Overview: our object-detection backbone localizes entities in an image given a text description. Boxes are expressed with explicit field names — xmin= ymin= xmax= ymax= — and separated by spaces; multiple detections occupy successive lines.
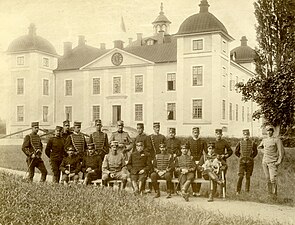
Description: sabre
xmin=221 ymin=170 xmax=226 ymax=199
xmin=24 ymin=157 xmax=35 ymax=180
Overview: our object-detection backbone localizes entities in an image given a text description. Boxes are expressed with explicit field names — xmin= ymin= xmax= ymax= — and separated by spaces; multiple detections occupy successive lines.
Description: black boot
xmin=245 ymin=178 xmax=250 ymax=192
xmin=236 ymin=176 xmax=243 ymax=194
xmin=267 ymin=182 xmax=272 ymax=195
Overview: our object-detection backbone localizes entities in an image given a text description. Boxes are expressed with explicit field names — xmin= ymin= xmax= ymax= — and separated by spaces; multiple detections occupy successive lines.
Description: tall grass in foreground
xmin=0 ymin=173 xmax=284 ymax=225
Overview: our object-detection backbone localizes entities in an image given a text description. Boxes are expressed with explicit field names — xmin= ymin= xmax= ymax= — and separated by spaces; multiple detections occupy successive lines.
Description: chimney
xmin=100 ymin=43 xmax=106 ymax=50
xmin=137 ymin=33 xmax=143 ymax=46
xmin=113 ymin=40 xmax=124 ymax=49
xmin=78 ymin=35 xmax=86 ymax=46
xmin=128 ymin=38 xmax=133 ymax=45
xmin=63 ymin=42 xmax=72 ymax=56
xmin=158 ymin=30 xmax=164 ymax=44
xmin=164 ymin=34 xmax=171 ymax=43
xmin=240 ymin=36 xmax=248 ymax=46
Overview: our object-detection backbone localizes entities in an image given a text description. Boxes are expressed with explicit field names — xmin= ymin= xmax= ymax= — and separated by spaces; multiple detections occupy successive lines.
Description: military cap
xmin=95 ymin=119 xmax=102 ymax=126
xmin=66 ymin=146 xmax=75 ymax=151
xmin=87 ymin=143 xmax=95 ymax=150
xmin=181 ymin=143 xmax=189 ymax=149
xmin=117 ymin=120 xmax=124 ymax=126
xmin=63 ymin=120 xmax=70 ymax=126
xmin=74 ymin=121 xmax=82 ymax=127
xmin=192 ymin=127 xmax=200 ymax=132
xmin=153 ymin=122 xmax=160 ymax=127
xmin=137 ymin=123 xmax=144 ymax=128
xmin=208 ymin=142 xmax=215 ymax=148
xmin=159 ymin=143 xmax=166 ymax=148
xmin=169 ymin=128 xmax=176 ymax=133
xmin=266 ymin=125 xmax=274 ymax=131
xmin=215 ymin=129 xmax=222 ymax=134
xmin=55 ymin=126 xmax=63 ymax=131
xmin=242 ymin=129 xmax=250 ymax=135
xmin=110 ymin=141 xmax=119 ymax=147
xmin=31 ymin=122 xmax=39 ymax=127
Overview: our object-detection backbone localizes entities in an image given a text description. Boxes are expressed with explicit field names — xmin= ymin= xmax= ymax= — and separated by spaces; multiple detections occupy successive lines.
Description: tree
xmin=237 ymin=0 xmax=295 ymax=134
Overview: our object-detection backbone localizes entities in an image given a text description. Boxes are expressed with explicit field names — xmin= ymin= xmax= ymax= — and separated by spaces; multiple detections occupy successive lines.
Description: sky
xmin=0 ymin=0 xmax=257 ymax=120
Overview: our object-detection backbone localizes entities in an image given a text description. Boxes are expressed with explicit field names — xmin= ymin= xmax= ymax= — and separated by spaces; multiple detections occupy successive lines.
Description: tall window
xmin=17 ymin=106 xmax=24 ymax=122
xmin=235 ymin=76 xmax=239 ymax=93
xmin=43 ymin=79 xmax=49 ymax=95
xmin=17 ymin=78 xmax=24 ymax=95
xmin=43 ymin=58 xmax=49 ymax=67
xmin=93 ymin=78 xmax=100 ymax=95
xmin=113 ymin=77 xmax=121 ymax=94
xmin=192 ymin=99 xmax=202 ymax=119
xmin=43 ymin=106 xmax=49 ymax=122
xmin=229 ymin=103 xmax=233 ymax=120
xmin=229 ymin=73 xmax=234 ymax=91
xmin=192 ymin=66 xmax=203 ymax=86
xmin=167 ymin=103 xmax=176 ymax=120
xmin=65 ymin=106 xmax=72 ymax=122
xmin=222 ymin=67 xmax=226 ymax=87
xmin=135 ymin=104 xmax=143 ymax=121
xmin=65 ymin=80 xmax=72 ymax=96
xmin=236 ymin=104 xmax=239 ymax=121
xmin=135 ymin=75 xmax=143 ymax=92
xmin=17 ymin=56 xmax=24 ymax=65
xmin=92 ymin=105 xmax=100 ymax=121
xmin=167 ymin=73 xmax=176 ymax=91
xmin=222 ymin=40 xmax=227 ymax=54
xmin=222 ymin=100 xmax=226 ymax=119
xmin=192 ymin=39 xmax=203 ymax=50
xmin=242 ymin=106 xmax=245 ymax=122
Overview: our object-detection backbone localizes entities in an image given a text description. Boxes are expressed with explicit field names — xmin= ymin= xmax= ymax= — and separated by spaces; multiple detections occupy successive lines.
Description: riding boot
xmin=272 ymin=182 xmax=277 ymax=196
xmin=245 ymin=178 xmax=250 ymax=192
xmin=122 ymin=180 xmax=127 ymax=189
xmin=267 ymin=182 xmax=272 ymax=195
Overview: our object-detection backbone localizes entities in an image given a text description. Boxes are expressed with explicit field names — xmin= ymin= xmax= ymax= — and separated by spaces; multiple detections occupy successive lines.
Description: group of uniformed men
xmin=22 ymin=119 xmax=284 ymax=202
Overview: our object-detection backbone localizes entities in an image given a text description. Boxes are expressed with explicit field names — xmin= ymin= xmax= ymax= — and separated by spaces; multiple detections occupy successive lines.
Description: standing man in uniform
xmin=65 ymin=121 xmax=88 ymax=161
xmin=45 ymin=125 xmax=65 ymax=183
xmin=62 ymin=120 xmax=72 ymax=142
xmin=133 ymin=123 xmax=151 ymax=155
xmin=22 ymin=122 xmax=47 ymax=182
xmin=214 ymin=128 xmax=233 ymax=196
xmin=110 ymin=120 xmax=133 ymax=160
xmin=235 ymin=129 xmax=258 ymax=194
xmin=89 ymin=119 xmax=109 ymax=161
xmin=166 ymin=128 xmax=181 ymax=158
xmin=188 ymin=127 xmax=207 ymax=197
xmin=258 ymin=125 xmax=284 ymax=196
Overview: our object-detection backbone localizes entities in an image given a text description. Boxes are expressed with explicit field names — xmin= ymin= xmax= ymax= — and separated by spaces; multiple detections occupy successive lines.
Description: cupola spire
xmin=199 ymin=0 xmax=210 ymax=13
xmin=240 ymin=36 xmax=248 ymax=46
xmin=28 ymin=23 xmax=36 ymax=36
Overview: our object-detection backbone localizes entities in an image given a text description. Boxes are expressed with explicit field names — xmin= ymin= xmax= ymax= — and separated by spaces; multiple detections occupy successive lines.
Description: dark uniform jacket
xmin=81 ymin=154 xmax=102 ymax=174
xmin=22 ymin=133 xmax=43 ymax=160
xmin=45 ymin=136 xmax=65 ymax=161
xmin=133 ymin=133 xmax=152 ymax=154
xmin=187 ymin=137 xmax=207 ymax=161
xmin=60 ymin=155 xmax=81 ymax=174
xmin=127 ymin=151 xmax=151 ymax=175
xmin=235 ymin=140 xmax=258 ymax=163
xmin=89 ymin=131 xmax=109 ymax=157
xmin=166 ymin=137 xmax=181 ymax=157
xmin=149 ymin=133 xmax=166 ymax=158
xmin=65 ymin=132 xmax=88 ymax=158
xmin=153 ymin=153 xmax=174 ymax=172
xmin=62 ymin=131 xmax=72 ymax=142
xmin=215 ymin=139 xmax=233 ymax=161
xmin=175 ymin=155 xmax=196 ymax=173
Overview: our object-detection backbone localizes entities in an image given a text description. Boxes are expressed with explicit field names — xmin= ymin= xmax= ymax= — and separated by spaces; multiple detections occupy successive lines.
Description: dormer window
xmin=192 ymin=39 xmax=203 ymax=51
xmin=147 ymin=39 xmax=154 ymax=46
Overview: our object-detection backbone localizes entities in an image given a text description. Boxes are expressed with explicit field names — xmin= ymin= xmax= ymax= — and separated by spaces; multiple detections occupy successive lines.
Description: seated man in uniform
xmin=150 ymin=143 xmax=174 ymax=198
xmin=175 ymin=143 xmax=196 ymax=202
xmin=81 ymin=143 xmax=102 ymax=185
xmin=127 ymin=141 xmax=152 ymax=195
xmin=60 ymin=146 xmax=81 ymax=185
xmin=102 ymin=141 xmax=128 ymax=189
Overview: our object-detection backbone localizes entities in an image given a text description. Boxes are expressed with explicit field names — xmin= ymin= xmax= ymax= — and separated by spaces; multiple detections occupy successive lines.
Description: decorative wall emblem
xmin=111 ymin=52 xmax=123 ymax=66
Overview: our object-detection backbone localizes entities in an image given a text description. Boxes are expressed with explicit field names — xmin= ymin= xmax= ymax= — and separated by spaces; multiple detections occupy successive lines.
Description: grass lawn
xmin=0 ymin=145 xmax=294 ymax=207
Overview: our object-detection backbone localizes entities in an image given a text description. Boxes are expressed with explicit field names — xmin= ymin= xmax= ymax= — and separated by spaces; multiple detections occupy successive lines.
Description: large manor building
xmin=6 ymin=0 xmax=261 ymax=137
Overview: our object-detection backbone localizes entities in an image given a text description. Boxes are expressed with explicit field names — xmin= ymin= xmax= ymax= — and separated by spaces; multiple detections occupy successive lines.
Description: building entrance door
xmin=112 ymin=105 xmax=121 ymax=125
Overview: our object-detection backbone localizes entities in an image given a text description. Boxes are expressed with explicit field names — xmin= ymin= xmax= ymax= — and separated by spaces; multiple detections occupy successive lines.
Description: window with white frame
xmin=229 ymin=73 xmax=234 ymax=91
xmin=135 ymin=75 xmax=143 ymax=93
xmin=146 ymin=39 xmax=154 ymax=46
xmin=192 ymin=66 xmax=203 ymax=86
xmin=65 ymin=80 xmax=72 ymax=96
xmin=43 ymin=79 xmax=49 ymax=95
xmin=43 ymin=57 xmax=49 ymax=67
xmin=113 ymin=77 xmax=121 ymax=94
xmin=93 ymin=78 xmax=100 ymax=95
xmin=236 ymin=104 xmax=239 ymax=121
xmin=92 ymin=105 xmax=100 ymax=121
xmin=17 ymin=106 xmax=24 ymax=122
xmin=167 ymin=73 xmax=176 ymax=91
xmin=192 ymin=39 xmax=203 ymax=51
xmin=43 ymin=106 xmax=49 ymax=122
xmin=222 ymin=100 xmax=226 ymax=120
xmin=229 ymin=103 xmax=233 ymax=120
xmin=222 ymin=40 xmax=227 ymax=54
xmin=242 ymin=106 xmax=245 ymax=122
xmin=222 ymin=67 xmax=226 ymax=87
xmin=65 ymin=106 xmax=72 ymax=122
xmin=17 ymin=78 xmax=24 ymax=95
xmin=167 ymin=103 xmax=176 ymax=120
xmin=192 ymin=99 xmax=202 ymax=119
xmin=135 ymin=104 xmax=143 ymax=121
xmin=17 ymin=56 xmax=24 ymax=66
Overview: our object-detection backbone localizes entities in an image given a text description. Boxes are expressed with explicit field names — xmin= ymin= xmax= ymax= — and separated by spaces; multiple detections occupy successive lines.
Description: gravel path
xmin=1 ymin=167 xmax=294 ymax=225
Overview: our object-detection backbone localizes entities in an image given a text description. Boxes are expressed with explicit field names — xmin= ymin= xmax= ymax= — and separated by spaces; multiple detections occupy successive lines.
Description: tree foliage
xmin=237 ymin=0 xmax=295 ymax=133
